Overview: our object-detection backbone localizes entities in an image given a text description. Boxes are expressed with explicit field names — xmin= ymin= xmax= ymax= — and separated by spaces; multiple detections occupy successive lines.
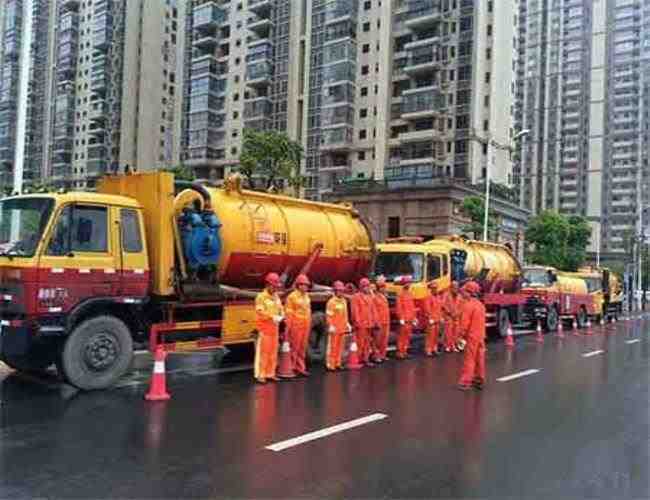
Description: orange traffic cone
xmin=599 ymin=316 xmax=605 ymax=327
xmin=145 ymin=346 xmax=170 ymax=401
xmin=346 ymin=337 xmax=363 ymax=370
xmin=535 ymin=320 xmax=544 ymax=343
xmin=557 ymin=320 xmax=565 ymax=339
xmin=504 ymin=321 xmax=515 ymax=349
xmin=277 ymin=339 xmax=296 ymax=378
xmin=585 ymin=318 xmax=593 ymax=335
xmin=572 ymin=317 xmax=579 ymax=335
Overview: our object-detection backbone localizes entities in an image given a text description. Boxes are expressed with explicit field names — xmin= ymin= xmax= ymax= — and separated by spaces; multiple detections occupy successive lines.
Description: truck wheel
xmin=497 ymin=308 xmax=510 ymax=337
xmin=545 ymin=306 xmax=559 ymax=332
xmin=577 ymin=307 xmax=588 ymax=328
xmin=307 ymin=312 xmax=327 ymax=363
xmin=60 ymin=315 xmax=133 ymax=390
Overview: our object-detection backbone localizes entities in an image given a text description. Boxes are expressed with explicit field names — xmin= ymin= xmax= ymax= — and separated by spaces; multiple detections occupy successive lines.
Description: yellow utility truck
xmin=0 ymin=172 xmax=372 ymax=389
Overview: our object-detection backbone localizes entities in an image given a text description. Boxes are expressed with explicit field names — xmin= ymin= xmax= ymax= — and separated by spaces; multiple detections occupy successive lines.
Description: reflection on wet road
xmin=1 ymin=316 xmax=648 ymax=498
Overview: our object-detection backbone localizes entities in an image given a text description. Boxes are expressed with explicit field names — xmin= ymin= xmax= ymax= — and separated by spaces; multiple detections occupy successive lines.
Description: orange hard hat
xmin=295 ymin=274 xmax=310 ymax=286
xmin=265 ymin=272 xmax=281 ymax=287
xmin=359 ymin=277 xmax=371 ymax=288
xmin=463 ymin=281 xmax=481 ymax=295
xmin=376 ymin=275 xmax=387 ymax=288
xmin=400 ymin=275 xmax=412 ymax=285
xmin=333 ymin=280 xmax=345 ymax=292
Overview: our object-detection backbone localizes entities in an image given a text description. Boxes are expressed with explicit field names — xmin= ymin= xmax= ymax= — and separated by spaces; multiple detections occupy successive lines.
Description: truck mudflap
xmin=0 ymin=319 xmax=30 ymax=356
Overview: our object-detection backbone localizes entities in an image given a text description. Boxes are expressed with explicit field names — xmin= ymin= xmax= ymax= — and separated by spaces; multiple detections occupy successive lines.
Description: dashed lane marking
xmin=496 ymin=369 xmax=540 ymax=382
xmin=625 ymin=339 xmax=641 ymax=345
xmin=582 ymin=349 xmax=605 ymax=358
xmin=265 ymin=413 xmax=388 ymax=452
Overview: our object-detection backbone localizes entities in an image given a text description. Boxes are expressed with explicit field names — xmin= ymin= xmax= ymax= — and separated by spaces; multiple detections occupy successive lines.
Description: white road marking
xmin=265 ymin=413 xmax=388 ymax=452
xmin=582 ymin=349 xmax=605 ymax=358
xmin=625 ymin=339 xmax=641 ymax=345
xmin=496 ymin=369 xmax=540 ymax=382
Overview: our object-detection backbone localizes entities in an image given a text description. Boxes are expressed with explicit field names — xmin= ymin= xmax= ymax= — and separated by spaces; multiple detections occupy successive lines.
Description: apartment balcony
xmin=612 ymin=151 xmax=637 ymax=161
xmin=320 ymin=126 xmax=354 ymax=152
xmin=320 ymin=159 xmax=352 ymax=173
xmin=60 ymin=0 xmax=80 ymax=12
xmin=404 ymin=0 xmax=441 ymax=31
xmin=88 ymin=124 xmax=105 ymax=137
xmin=193 ymin=2 xmax=227 ymax=31
xmin=404 ymin=45 xmax=439 ymax=75
xmin=52 ymin=151 xmax=72 ymax=165
xmin=249 ymin=0 xmax=273 ymax=17
xmin=247 ymin=15 xmax=273 ymax=38
xmin=611 ymin=186 xmax=635 ymax=196
xmin=52 ymin=138 xmax=73 ymax=153
xmin=244 ymin=97 xmax=273 ymax=130
xmin=246 ymin=60 xmax=273 ymax=88
xmin=190 ymin=55 xmax=226 ymax=79
xmin=323 ymin=0 xmax=358 ymax=25
xmin=401 ymin=86 xmax=444 ymax=120
xmin=89 ymin=101 xmax=108 ymax=122
xmin=398 ymin=128 xmax=437 ymax=144
xmin=86 ymin=159 xmax=107 ymax=177
xmin=193 ymin=32 xmax=220 ymax=50
xmin=184 ymin=146 xmax=227 ymax=168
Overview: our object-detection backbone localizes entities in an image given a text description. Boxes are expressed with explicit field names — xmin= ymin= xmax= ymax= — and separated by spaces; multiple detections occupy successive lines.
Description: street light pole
xmin=481 ymin=130 xmax=530 ymax=242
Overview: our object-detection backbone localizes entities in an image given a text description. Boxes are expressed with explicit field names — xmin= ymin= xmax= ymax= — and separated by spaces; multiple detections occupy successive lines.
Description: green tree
xmin=461 ymin=196 xmax=498 ymax=240
xmin=163 ymin=163 xmax=195 ymax=181
xmin=239 ymin=129 xmax=304 ymax=195
xmin=525 ymin=211 xmax=591 ymax=271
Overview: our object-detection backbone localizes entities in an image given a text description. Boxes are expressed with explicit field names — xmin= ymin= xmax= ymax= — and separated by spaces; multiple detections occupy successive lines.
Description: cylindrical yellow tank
xmin=203 ymin=184 xmax=373 ymax=289
xmin=556 ymin=273 xmax=588 ymax=295
xmin=436 ymin=237 xmax=521 ymax=290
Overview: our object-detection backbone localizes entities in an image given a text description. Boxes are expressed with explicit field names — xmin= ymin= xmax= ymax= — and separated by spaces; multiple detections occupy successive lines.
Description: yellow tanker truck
xmin=373 ymin=235 xmax=525 ymax=336
xmin=565 ymin=266 xmax=624 ymax=321
xmin=0 ymin=172 xmax=372 ymax=389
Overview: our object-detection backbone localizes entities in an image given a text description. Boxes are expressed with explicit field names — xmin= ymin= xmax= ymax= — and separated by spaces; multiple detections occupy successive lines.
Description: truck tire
xmin=545 ymin=306 xmax=559 ymax=332
xmin=497 ymin=308 xmax=510 ymax=337
xmin=307 ymin=311 xmax=327 ymax=363
xmin=60 ymin=315 xmax=133 ymax=390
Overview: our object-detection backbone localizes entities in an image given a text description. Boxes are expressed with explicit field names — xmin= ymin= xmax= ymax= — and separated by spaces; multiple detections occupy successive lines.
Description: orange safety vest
xmin=285 ymin=289 xmax=311 ymax=328
xmin=351 ymin=292 xmax=375 ymax=328
xmin=255 ymin=289 xmax=284 ymax=331
xmin=425 ymin=293 xmax=442 ymax=322
xmin=460 ymin=297 xmax=486 ymax=342
xmin=326 ymin=296 xmax=349 ymax=332
xmin=373 ymin=292 xmax=391 ymax=326
xmin=396 ymin=289 xmax=416 ymax=322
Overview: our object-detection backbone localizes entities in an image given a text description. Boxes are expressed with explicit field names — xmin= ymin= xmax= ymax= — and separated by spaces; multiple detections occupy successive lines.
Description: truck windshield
xmin=374 ymin=252 xmax=424 ymax=282
xmin=0 ymin=197 xmax=54 ymax=257
xmin=522 ymin=269 xmax=551 ymax=287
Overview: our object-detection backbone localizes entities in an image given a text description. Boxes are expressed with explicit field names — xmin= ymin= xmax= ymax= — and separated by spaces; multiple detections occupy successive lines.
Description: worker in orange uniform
xmin=424 ymin=281 xmax=443 ymax=356
xmin=443 ymin=281 xmax=463 ymax=353
xmin=395 ymin=276 xmax=417 ymax=359
xmin=373 ymin=276 xmax=391 ymax=363
xmin=457 ymin=281 xmax=487 ymax=391
xmin=351 ymin=278 xmax=376 ymax=366
xmin=254 ymin=272 xmax=284 ymax=384
xmin=285 ymin=274 xmax=312 ymax=376
xmin=325 ymin=281 xmax=351 ymax=371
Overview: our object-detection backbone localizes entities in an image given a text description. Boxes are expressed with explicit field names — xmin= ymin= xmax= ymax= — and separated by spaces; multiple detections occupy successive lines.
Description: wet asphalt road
xmin=1 ymin=317 xmax=648 ymax=499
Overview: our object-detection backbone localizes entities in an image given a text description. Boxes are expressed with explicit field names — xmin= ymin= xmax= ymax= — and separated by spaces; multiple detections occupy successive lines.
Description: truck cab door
xmin=38 ymin=203 xmax=118 ymax=314
xmin=114 ymin=207 xmax=149 ymax=298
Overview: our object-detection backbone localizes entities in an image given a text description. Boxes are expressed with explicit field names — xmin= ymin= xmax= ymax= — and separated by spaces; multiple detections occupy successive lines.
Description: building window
xmin=358 ymin=151 xmax=366 ymax=160
xmin=388 ymin=217 xmax=400 ymax=238
xmin=359 ymin=129 xmax=367 ymax=139
xmin=360 ymin=87 xmax=368 ymax=96
xmin=487 ymin=24 xmax=493 ymax=36
xmin=361 ymin=65 xmax=369 ymax=75
xmin=363 ymin=44 xmax=370 ymax=53
xmin=363 ymin=22 xmax=370 ymax=32
xmin=360 ymin=108 xmax=368 ymax=118
xmin=364 ymin=0 xmax=371 ymax=9
xmin=486 ymin=48 xmax=492 ymax=60
xmin=485 ymin=72 xmax=491 ymax=83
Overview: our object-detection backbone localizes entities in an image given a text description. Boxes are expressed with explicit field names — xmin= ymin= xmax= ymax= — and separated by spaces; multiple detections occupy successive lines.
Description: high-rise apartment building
xmin=514 ymin=0 xmax=649 ymax=259
xmin=0 ymin=0 xmax=185 ymax=190
xmin=181 ymin=0 xmax=517 ymax=199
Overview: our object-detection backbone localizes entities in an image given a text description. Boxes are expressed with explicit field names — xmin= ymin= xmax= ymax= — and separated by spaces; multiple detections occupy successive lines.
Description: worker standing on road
xmin=351 ymin=278 xmax=376 ymax=366
xmin=457 ymin=281 xmax=487 ymax=391
xmin=325 ymin=281 xmax=351 ymax=371
xmin=285 ymin=274 xmax=312 ymax=376
xmin=396 ymin=276 xmax=417 ymax=359
xmin=424 ymin=281 xmax=443 ymax=356
xmin=254 ymin=273 xmax=284 ymax=383
xmin=443 ymin=281 xmax=463 ymax=353
xmin=373 ymin=275 xmax=391 ymax=363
